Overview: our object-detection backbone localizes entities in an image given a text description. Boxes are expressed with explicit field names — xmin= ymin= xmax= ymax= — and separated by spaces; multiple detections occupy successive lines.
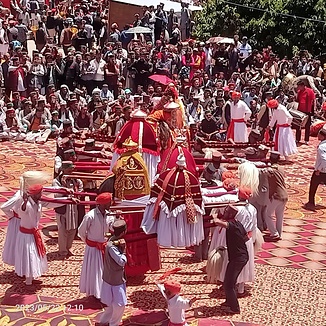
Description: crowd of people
xmin=1 ymin=0 xmax=326 ymax=325
xmin=0 ymin=0 xmax=325 ymax=146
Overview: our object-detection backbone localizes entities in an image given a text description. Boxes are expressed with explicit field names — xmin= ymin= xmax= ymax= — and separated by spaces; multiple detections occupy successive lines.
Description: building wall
xmin=109 ymin=1 xmax=143 ymax=29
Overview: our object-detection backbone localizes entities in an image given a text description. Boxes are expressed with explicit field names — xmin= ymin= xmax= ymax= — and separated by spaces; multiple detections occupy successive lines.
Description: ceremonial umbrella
xmin=125 ymin=26 xmax=152 ymax=34
xmin=149 ymin=74 xmax=174 ymax=85
xmin=208 ymin=36 xmax=234 ymax=44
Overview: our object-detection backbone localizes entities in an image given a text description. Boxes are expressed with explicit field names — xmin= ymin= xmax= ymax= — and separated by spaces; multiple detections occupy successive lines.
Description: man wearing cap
xmin=304 ymin=126 xmax=326 ymax=211
xmin=100 ymin=84 xmax=114 ymax=102
xmin=56 ymin=84 xmax=70 ymax=103
xmin=187 ymin=95 xmax=204 ymax=124
xmin=239 ymin=36 xmax=252 ymax=71
xmin=53 ymin=161 xmax=83 ymax=258
xmin=264 ymin=151 xmax=287 ymax=241
xmin=13 ymin=184 xmax=70 ymax=285
xmin=202 ymin=151 xmax=226 ymax=186
xmin=50 ymin=111 xmax=62 ymax=136
xmin=54 ymin=148 xmax=76 ymax=178
xmin=226 ymin=92 xmax=251 ymax=142
xmin=18 ymin=99 xmax=32 ymax=122
xmin=91 ymin=102 xmax=108 ymax=131
xmin=201 ymin=88 xmax=215 ymax=112
xmin=23 ymin=107 xmax=51 ymax=143
xmin=256 ymin=90 xmax=273 ymax=138
xmin=294 ymin=80 xmax=316 ymax=145
xmin=266 ymin=99 xmax=297 ymax=160
xmin=98 ymin=219 xmax=127 ymax=326
xmin=78 ymin=192 xmax=118 ymax=300
xmin=59 ymin=101 xmax=75 ymax=127
xmin=0 ymin=107 xmax=26 ymax=140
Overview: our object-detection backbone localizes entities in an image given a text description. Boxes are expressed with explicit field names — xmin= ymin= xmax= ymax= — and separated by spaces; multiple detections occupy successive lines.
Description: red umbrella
xmin=149 ymin=74 xmax=174 ymax=85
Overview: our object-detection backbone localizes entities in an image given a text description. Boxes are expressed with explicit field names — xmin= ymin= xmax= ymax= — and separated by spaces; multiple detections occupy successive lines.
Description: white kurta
xmin=269 ymin=104 xmax=297 ymax=157
xmin=1 ymin=191 xmax=22 ymax=266
xmin=235 ymin=204 xmax=257 ymax=284
xmin=209 ymin=200 xmax=257 ymax=284
xmin=157 ymin=284 xmax=190 ymax=326
xmin=229 ymin=100 xmax=251 ymax=142
xmin=141 ymin=198 xmax=205 ymax=248
xmin=78 ymin=208 xmax=114 ymax=299
xmin=14 ymin=197 xmax=48 ymax=279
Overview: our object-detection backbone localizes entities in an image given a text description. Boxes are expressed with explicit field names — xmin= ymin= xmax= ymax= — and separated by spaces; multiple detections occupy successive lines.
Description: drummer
xmin=294 ymin=80 xmax=315 ymax=145
xmin=266 ymin=99 xmax=297 ymax=161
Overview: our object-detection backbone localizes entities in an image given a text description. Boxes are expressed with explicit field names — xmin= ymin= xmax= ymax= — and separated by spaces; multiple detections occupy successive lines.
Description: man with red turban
xmin=226 ymin=92 xmax=251 ymax=142
xmin=157 ymin=280 xmax=196 ymax=326
xmin=13 ymin=183 xmax=69 ymax=285
xmin=266 ymin=99 xmax=297 ymax=160
xmin=78 ymin=192 xmax=119 ymax=300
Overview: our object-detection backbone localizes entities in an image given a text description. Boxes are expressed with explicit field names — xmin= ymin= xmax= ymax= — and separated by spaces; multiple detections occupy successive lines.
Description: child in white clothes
xmin=157 ymin=280 xmax=196 ymax=326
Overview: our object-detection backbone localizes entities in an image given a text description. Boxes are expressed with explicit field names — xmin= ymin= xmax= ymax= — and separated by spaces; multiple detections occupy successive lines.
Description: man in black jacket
xmin=213 ymin=205 xmax=249 ymax=314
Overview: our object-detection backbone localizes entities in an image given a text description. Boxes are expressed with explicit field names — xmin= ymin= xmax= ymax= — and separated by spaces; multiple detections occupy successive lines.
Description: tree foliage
xmin=194 ymin=0 xmax=326 ymax=56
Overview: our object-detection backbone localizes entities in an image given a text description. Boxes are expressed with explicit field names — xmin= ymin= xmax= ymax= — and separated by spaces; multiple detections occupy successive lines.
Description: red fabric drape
xmin=226 ymin=118 xmax=245 ymax=140
xmin=19 ymin=226 xmax=46 ymax=257
xmin=86 ymin=238 xmax=106 ymax=258
xmin=275 ymin=124 xmax=290 ymax=151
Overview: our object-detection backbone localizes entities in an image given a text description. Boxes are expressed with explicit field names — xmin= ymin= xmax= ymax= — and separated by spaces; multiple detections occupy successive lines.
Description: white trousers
xmin=99 ymin=304 xmax=125 ymax=326
xmin=265 ymin=198 xmax=286 ymax=237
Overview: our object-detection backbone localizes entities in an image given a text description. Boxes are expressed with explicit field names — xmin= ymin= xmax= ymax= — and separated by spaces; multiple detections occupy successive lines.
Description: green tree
xmin=194 ymin=0 xmax=326 ymax=56
xmin=193 ymin=0 xmax=243 ymax=40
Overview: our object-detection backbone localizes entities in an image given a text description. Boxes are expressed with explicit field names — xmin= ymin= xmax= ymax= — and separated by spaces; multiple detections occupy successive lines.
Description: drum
xmin=289 ymin=108 xmax=308 ymax=128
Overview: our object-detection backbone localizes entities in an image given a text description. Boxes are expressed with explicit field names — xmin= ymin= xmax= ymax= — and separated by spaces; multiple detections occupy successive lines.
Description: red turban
xmin=164 ymin=280 xmax=181 ymax=295
xmin=267 ymin=99 xmax=278 ymax=109
xmin=238 ymin=186 xmax=252 ymax=200
xmin=231 ymin=91 xmax=241 ymax=99
xmin=96 ymin=192 xmax=113 ymax=205
xmin=222 ymin=171 xmax=235 ymax=181
xmin=223 ymin=178 xmax=238 ymax=191
xmin=27 ymin=184 xmax=43 ymax=195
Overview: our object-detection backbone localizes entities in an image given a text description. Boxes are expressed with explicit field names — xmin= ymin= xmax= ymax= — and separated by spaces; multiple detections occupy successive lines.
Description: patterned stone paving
xmin=0 ymin=138 xmax=325 ymax=325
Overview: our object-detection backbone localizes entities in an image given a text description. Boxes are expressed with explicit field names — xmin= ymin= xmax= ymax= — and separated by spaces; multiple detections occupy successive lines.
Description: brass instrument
xmin=70 ymin=26 xmax=78 ymax=35
xmin=31 ymin=25 xmax=39 ymax=38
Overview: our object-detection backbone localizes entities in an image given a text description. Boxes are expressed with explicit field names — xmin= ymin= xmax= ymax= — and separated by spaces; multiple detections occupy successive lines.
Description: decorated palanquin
xmin=141 ymin=154 xmax=205 ymax=248
xmin=104 ymin=134 xmax=158 ymax=276
xmin=112 ymin=137 xmax=150 ymax=200
xmin=157 ymin=135 xmax=197 ymax=176
xmin=111 ymin=109 xmax=160 ymax=185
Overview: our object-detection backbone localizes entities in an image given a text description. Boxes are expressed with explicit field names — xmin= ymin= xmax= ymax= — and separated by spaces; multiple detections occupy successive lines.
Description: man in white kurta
xmin=1 ymin=191 xmax=23 ymax=266
xmin=266 ymin=99 xmax=297 ymax=159
xmin=226 ymin=92 xmax=251 ymax=142
xmin=14 ymin=184 xmax=68 ymax=285
xmin=78 ymin=192 xmax=115 ymax=299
